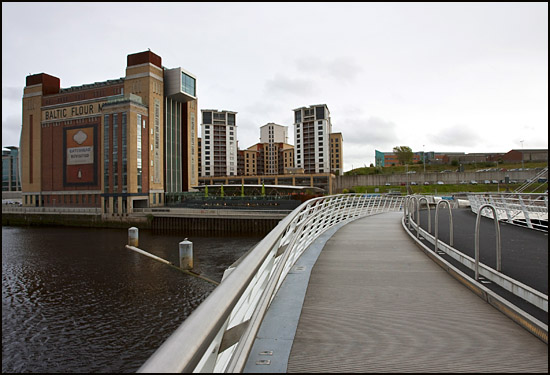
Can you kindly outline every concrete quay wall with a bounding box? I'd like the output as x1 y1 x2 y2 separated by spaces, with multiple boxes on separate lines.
2 208 285 235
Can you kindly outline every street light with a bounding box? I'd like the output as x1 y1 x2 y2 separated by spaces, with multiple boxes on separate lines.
422 145 426 173
520 140 524 169
406 164 409 191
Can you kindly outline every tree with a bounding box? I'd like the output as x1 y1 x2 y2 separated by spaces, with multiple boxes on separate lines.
393 146 413 165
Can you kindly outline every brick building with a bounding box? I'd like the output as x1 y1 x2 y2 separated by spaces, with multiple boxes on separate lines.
20 50 198 212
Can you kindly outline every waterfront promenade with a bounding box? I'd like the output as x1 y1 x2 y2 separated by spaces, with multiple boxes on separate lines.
244 212 548 373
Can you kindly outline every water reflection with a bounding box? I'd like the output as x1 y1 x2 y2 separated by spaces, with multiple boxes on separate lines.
2 225 260 373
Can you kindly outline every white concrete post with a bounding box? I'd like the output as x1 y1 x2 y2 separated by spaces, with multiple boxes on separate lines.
179 239 193 270
128 227 139 247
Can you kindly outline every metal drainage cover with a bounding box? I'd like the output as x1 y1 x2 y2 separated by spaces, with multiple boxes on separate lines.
292 266 306 272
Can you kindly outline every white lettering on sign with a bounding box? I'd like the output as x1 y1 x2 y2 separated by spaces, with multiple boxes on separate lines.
67 146 94 165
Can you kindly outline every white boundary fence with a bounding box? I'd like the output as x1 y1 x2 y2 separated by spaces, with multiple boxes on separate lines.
467 192 548 231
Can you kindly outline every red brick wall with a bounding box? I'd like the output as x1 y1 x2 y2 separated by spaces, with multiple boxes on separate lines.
127 50 162 69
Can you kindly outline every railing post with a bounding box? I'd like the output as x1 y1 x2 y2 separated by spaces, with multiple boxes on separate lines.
518 195 533 229
434 200 454 253
475 204 502 280
418 197 431 234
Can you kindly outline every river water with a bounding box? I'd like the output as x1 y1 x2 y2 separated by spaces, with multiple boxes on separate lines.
2 225 261 373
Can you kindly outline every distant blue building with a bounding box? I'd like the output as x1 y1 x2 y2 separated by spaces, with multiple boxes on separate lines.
2 146 21 191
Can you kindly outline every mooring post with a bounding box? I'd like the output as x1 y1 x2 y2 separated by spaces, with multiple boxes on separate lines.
179 238 193 270
128 227 139 247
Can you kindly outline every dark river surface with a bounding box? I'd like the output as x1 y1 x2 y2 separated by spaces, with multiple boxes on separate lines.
2 225 261 373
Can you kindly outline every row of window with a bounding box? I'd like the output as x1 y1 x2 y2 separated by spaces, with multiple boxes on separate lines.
25 194 99 206
202 112 235 125
104 113 128 193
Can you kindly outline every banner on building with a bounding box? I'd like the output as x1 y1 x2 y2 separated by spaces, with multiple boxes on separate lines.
63 125 98 186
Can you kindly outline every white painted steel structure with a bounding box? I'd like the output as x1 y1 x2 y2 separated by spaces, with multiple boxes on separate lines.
138 194 404 373
468 192 548 231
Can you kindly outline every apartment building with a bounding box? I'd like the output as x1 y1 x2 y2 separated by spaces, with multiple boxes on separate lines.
200 109 238 176
260 123 289 175
330 132 343 174
293 104 332 173
238 142 294 176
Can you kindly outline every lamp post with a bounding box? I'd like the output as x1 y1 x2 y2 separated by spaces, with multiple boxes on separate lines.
405 164 409 191
422 145 426 173
520 140 524 169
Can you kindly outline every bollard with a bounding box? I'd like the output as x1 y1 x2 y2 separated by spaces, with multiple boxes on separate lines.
128 227 139 247
179 238 193 270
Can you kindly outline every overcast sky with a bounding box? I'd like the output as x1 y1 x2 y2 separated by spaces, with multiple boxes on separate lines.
2 2 548 170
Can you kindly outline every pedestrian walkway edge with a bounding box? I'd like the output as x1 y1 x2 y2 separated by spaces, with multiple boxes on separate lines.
401 216 548 344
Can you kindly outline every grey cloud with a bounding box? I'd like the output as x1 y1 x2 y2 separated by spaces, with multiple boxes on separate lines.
243 101 281 120
342 116 399 146
426 125 483 147
295 57 363 83
264 74 317 96
2 114 22 147
2 86 24 102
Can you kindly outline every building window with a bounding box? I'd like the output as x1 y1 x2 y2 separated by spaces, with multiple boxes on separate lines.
295 110 302 123
113 114 118 192
182 72 196 96
104 115 110 193
122 113 127 193
137 113 142 193
315 106 325 120
227 114 235 126
203 112 212 125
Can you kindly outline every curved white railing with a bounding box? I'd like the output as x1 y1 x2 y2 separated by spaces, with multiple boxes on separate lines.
468 192 548 231
404 195 548 313
138 194 404 373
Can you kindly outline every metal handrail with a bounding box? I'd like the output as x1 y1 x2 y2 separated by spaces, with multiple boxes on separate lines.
405 206 547 312
515 166 548 193
406 196 417 231
475 204 502 280
138 194 404 373
434 200 454 253
417 196 431 234
468 192 548 231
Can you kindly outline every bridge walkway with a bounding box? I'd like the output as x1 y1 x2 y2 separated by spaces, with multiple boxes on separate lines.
245 212 548 373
